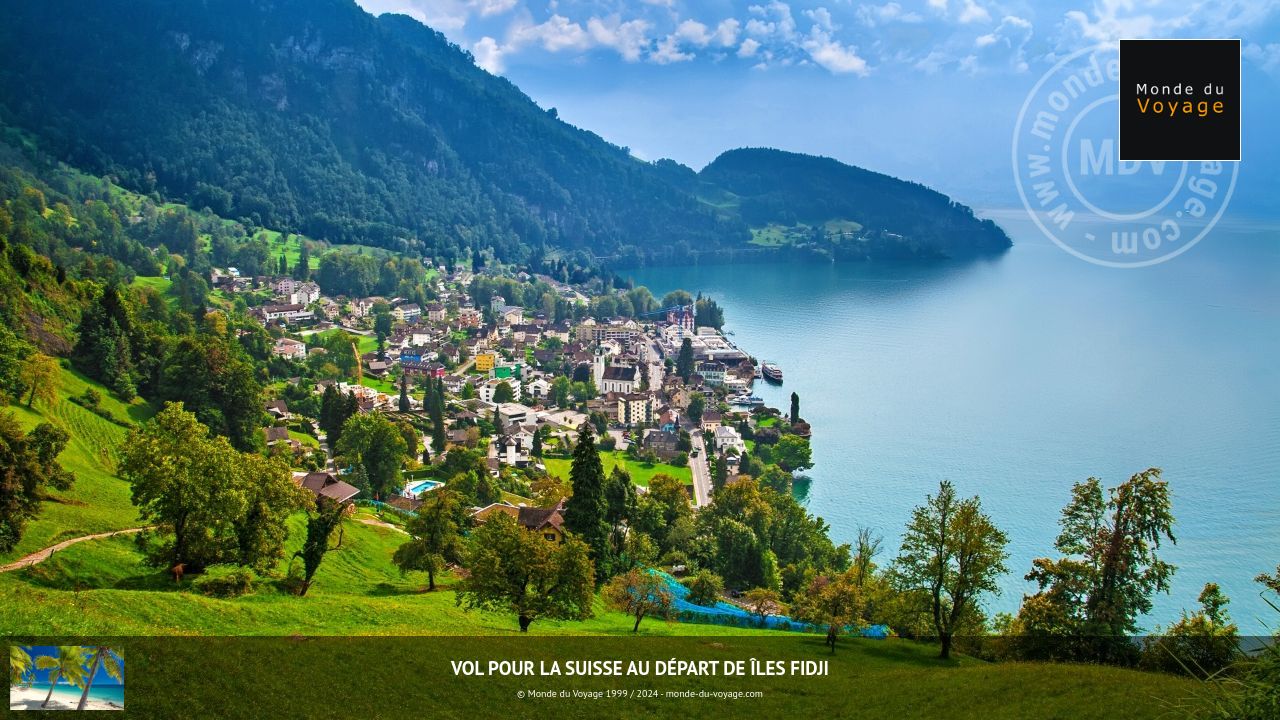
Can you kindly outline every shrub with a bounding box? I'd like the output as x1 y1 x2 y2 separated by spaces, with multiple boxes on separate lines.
194 569 256 598
684 569 725 607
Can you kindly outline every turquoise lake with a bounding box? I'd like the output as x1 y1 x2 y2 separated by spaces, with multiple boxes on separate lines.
626 212 1280 635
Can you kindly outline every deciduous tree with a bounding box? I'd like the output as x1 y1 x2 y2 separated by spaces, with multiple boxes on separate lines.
893 480 1009 659
456 513 595 632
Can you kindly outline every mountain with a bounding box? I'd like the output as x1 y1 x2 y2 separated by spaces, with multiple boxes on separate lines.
0 0 1008 265
700 148 1011 260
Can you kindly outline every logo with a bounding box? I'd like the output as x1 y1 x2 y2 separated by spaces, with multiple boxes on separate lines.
1012 44 1238 268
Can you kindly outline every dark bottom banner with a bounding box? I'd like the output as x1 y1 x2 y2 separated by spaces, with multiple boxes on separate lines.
5 635 1209 719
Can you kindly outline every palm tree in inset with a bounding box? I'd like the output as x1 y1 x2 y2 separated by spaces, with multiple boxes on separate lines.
34 646 88 709
76 647 125 711
8 645 33 685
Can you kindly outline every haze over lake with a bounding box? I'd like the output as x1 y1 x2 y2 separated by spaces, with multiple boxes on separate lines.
627 213 1280 635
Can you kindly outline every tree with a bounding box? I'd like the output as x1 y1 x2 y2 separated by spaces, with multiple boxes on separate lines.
120 403 304 570
684 569 724 607
9 645 32 685
605 568 676 632
603 465 637 554
35 646 87 709
687 393 705 423
0 414 74 552
492 381 515 404
711 452 728 491
676 338 694 381
789 392 800 425
742 587 785 625
293 240 311 280
398 374 411 412
893 480 1009 659
75 647 124 712
456 513 595 632
293 496 347 596
19 353 58 408
563 423 611 581
853 527 883 590
772 434 813 473
1141 583 1239 677
319 386 356 448
531 426 544 458
336 413 408 500
1012 469 1176 663
393 489 465 590
790 570 867 643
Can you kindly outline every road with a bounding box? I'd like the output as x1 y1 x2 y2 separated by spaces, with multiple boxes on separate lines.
689 431 712 507
0 527 150 574
640 338 665 390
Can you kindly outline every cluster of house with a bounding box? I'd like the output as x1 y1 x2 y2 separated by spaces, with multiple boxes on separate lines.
253 261 788 527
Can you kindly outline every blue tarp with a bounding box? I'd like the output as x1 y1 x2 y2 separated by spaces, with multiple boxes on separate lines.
654 570 889 637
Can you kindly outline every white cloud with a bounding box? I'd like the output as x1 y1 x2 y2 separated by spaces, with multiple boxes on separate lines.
509 14 592 52
802 26 869 75
738 37 762 57
855 2 923 27
1244 42 1280 74
674 19 712 47
926 0 947 12
957 0 990 24
472 36 505 72
713 18 741 47
468 0 517 18
804 7 835 31
971 15 1032 72
652 34 695 64
587 16 652 62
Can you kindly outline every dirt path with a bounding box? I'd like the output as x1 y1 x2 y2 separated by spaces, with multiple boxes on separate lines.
355 516 407 534
0 527 148 573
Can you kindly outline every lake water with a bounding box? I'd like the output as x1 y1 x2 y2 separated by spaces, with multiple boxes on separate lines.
626 212 1280 635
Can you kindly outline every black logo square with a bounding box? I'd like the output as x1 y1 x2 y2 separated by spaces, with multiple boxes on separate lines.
1119 39 1240 161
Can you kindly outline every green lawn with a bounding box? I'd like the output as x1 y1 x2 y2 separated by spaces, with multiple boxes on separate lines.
543 450 692 487
0 516 762 637
0 521 1202 718
0 366 150 563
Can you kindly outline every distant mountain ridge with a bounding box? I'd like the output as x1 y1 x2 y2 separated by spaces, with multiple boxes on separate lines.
0 0 1009 265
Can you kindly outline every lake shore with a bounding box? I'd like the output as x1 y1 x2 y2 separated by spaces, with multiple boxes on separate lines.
8 686 122 711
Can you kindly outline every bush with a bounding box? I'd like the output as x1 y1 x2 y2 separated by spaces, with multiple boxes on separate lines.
194 569 256 598
684 569 725 607
598 435 617 451
672 452 688 467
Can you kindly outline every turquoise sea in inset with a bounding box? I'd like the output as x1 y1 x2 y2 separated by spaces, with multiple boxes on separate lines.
626 213 1280 635
17 683 124 706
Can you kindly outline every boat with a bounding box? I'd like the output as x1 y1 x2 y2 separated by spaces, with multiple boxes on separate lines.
761 362 783 383
729 394 765 407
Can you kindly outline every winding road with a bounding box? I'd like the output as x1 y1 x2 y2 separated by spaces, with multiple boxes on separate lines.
0 527 149 574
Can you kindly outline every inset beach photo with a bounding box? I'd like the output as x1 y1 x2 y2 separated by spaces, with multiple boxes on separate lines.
9 646 123 711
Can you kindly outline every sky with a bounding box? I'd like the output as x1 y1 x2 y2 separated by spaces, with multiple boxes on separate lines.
353 0 1280 212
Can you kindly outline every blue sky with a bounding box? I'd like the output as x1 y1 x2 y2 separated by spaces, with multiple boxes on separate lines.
354 0 1280 211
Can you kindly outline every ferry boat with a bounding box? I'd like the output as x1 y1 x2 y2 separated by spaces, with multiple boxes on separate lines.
729 394 765 407
761 362 783 383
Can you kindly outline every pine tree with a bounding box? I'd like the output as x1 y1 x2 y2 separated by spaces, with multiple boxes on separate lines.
294 241 311 281
398 374 411 412
676 338 694 381
790 392 800 425
564 423 611 582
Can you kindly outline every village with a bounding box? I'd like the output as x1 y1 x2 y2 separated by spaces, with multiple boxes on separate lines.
217 262 810 533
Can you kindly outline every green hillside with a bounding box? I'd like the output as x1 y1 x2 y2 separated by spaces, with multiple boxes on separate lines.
0 0 1009 266
0 366 148 563
2 516 1201 719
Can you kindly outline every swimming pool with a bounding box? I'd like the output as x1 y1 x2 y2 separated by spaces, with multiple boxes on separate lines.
403 479 442 498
